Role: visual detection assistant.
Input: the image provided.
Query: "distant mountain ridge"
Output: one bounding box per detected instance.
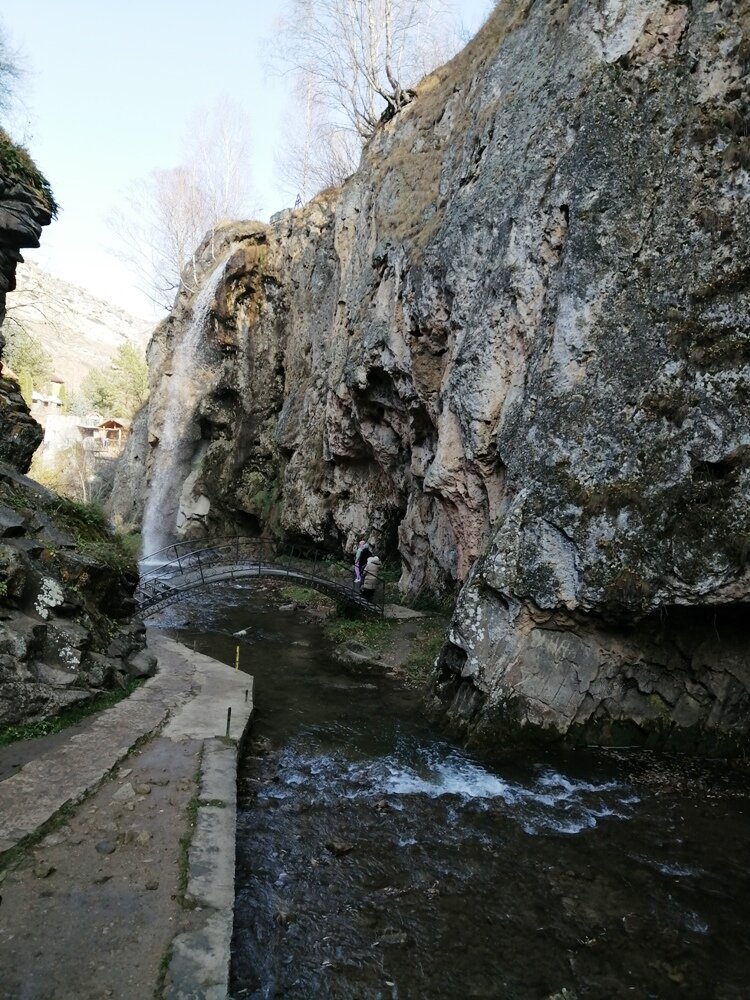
[6,261,152,389]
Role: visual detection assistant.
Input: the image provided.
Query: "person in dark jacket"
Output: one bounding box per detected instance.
[354,539,372,587]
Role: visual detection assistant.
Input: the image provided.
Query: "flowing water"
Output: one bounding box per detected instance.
[141,259,226,556]
[152,583,750,1000]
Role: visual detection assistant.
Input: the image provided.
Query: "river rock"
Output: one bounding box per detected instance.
[325,840,356,857]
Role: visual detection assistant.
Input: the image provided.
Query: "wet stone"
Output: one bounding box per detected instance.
[325,841,356,857]
[376,930,414,948]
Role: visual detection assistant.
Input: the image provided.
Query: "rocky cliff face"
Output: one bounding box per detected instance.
[122,0,750,751]
[0,467,147,726]
[0,141,148,728]
[0,161,53,471]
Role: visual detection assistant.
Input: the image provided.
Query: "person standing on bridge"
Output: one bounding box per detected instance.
[361,552,381,603]
[354,538,371,587]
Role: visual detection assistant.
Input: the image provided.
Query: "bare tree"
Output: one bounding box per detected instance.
[276,0,457,139]
[274,0,465,201]
[111,167,209,309]
[277,72,362,200]
[182,97,255,223]
[110,98,254,310]
[0,20,21,122]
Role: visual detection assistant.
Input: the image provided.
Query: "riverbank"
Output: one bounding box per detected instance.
[277,582,449,689]
[0,633,253,1000]
[0,590,436,1000]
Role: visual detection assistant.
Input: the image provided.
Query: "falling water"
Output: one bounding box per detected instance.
[141,260,227,557]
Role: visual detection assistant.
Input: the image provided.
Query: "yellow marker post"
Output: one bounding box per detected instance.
[235,645,240,672]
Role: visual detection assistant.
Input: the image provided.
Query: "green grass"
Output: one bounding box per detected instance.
[0,677,143,748]
[48,496,109,533]
[379,567,402,604]
[154,944,174,1000]
[43,496,138,582]
[400,618,448,682]
[0,481,33,512]
[325,615,395,647]
[177,749,203,902]
[0,127,58,216]
[117,530,142,560]
[281,584,333,607]
[76,537,138,581]
[408,589,455,614]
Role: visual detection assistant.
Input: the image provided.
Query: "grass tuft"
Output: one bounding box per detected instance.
[0,127,58,216]
[177,749,203,902]
[0,677,143,748]
[325,615,394,647]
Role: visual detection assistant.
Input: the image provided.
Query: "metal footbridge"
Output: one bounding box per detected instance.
[135,536,385,618]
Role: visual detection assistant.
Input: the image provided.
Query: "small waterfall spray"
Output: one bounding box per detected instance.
[141,260,227,556]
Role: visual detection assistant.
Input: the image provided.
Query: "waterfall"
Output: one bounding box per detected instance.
[141,261,227,557]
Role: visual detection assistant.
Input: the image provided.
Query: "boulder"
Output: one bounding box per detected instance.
[0,503,24,537]
[0,542,30,601]
[126,650,157,679]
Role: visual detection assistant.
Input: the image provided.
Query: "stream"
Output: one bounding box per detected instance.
[151,582,750,1000]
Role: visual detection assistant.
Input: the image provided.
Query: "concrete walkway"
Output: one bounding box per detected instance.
[0,632,254,1000]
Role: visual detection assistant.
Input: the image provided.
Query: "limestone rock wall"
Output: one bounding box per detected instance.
[0,146,149,728]
[132,0,750,749]
[0,462,148,727]
[0,169,53,471]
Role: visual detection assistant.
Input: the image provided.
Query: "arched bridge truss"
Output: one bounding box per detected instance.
[135,537,385,618]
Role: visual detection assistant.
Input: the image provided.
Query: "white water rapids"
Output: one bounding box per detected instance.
[141,260,227,557]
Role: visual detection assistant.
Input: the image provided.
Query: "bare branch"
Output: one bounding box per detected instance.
[273,0,464,203]
[109,99,255,310]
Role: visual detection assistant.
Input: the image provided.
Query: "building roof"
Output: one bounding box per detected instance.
[99,417,131,429]
[31,391,63,405]
[78,412,103,429]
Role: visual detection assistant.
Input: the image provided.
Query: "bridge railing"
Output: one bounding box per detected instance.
[136,536,385,614]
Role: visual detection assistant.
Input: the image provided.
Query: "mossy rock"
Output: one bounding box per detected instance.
[0,128,58,217]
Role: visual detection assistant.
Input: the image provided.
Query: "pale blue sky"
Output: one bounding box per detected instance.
[1,1,492,318]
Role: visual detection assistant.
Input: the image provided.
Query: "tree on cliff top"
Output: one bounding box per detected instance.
[0,23,56,216]
[110,98,254,310]
[277,0,457,137]
[0,21,20,121]
[274,0,467,198]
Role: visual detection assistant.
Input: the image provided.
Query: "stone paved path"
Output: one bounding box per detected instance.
[0,633,254,1000]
